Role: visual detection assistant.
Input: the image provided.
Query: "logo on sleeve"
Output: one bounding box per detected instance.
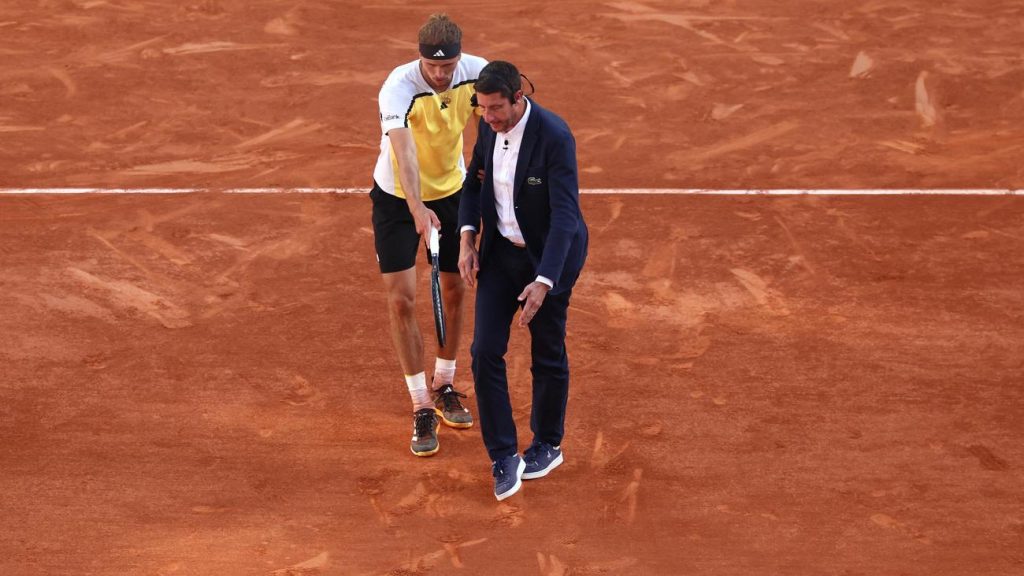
[382,113,401,122]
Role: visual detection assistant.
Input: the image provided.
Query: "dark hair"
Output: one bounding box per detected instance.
[474,61,522,105]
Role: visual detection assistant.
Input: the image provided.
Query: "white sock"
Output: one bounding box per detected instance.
[405,372,432,411]
[433,358,457,390]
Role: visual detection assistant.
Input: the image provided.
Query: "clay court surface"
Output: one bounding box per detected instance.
[2,1,1023,575]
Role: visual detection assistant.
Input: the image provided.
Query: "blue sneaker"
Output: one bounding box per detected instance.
[522,442,562,480]
[492,454,525,501]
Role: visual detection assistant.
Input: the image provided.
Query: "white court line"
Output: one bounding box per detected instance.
[0,188,1022,195]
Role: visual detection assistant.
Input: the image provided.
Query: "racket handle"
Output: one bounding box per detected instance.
[428,226,440,256]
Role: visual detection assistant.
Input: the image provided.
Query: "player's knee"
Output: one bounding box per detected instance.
[387,291,416,318]
[442,279,465,301]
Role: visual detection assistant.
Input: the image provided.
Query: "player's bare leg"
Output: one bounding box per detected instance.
[381,267,439,456]
[381,267,424,378]
[437,271,465,363]
[432,271,473,428]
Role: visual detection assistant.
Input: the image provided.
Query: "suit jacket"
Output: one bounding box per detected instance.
[459,99,588,296]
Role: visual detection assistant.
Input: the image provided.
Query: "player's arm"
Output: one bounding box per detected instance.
[388,127,440,237]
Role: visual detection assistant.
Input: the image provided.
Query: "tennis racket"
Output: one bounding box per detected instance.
[427,226,446,348]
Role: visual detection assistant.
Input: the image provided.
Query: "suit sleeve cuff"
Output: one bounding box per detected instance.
[536,276,554,288]
[460,225,478,235]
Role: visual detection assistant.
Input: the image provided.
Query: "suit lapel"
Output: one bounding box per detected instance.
[483,124,499,219]
[513,100,540,201]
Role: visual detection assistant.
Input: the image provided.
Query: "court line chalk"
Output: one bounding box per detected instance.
[0,188,1021,195]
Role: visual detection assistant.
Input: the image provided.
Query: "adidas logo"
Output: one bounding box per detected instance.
[433,49,446,57]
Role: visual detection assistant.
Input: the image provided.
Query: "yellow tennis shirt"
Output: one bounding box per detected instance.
[373,54,487,201]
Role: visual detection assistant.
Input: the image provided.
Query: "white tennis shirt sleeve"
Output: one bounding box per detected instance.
[378,74,416,134]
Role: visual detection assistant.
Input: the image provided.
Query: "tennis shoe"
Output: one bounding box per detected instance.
[433,384,473,428]
[410,408,440,457]
[522,441,563,479]
[492,454,525,501]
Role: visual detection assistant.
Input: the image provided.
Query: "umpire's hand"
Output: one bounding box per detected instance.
[517,281,550,327]
[459,231,480,288]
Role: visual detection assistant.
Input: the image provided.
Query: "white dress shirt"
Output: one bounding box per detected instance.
[463,99,553,288]
[492,99,531,247]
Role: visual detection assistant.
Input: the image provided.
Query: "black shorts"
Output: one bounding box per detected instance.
[370,182,462,274]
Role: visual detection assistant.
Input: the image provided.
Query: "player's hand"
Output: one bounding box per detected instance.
[458,233,480,287]
[517,281,550,327]
[477,168,486,182]
[410,202,441,238]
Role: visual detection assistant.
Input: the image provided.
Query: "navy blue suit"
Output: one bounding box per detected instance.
[459,99,588,461]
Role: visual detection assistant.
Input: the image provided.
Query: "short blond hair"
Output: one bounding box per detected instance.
[418,13,462,45]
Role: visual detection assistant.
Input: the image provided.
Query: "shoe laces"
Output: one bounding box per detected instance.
[492,457,514,478]
[435,385,467,412]
[413,409,436,437]
[524,441,553,462]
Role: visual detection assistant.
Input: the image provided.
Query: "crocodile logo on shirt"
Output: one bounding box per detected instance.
[527,177,543,186]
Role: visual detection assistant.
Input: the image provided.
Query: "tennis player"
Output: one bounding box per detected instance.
[369,13,486,456]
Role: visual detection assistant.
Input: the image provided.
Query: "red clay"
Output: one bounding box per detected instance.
[2,2,1023,575]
